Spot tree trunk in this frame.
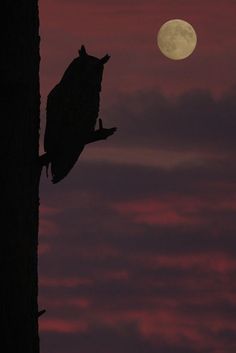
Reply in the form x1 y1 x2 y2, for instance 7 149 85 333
1 1 40 352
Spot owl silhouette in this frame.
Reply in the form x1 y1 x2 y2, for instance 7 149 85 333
41 45 116 183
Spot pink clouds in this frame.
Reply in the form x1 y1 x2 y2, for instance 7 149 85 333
39 243 51 255
39 291 236 351
39 247 236 350
39 205 61 236
40 318 88 333
112 194 236 226
113 198 196 225
39 218 59 237
139 252 236 274
40 276 93 288
40 295 91 310
39 1 236 352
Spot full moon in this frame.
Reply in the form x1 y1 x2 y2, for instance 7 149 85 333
157 19 197 60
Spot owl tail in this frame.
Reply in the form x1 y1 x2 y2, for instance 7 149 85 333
50 146 85 184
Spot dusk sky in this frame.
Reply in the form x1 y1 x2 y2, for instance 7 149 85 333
39 1 236 352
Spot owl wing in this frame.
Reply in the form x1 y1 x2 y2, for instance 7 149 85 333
44 84 65 156
44 84 97 183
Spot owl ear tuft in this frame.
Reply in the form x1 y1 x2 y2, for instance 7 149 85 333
78 45 87 57
100 54 110 64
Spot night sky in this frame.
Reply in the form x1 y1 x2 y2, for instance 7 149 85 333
39 1 236 352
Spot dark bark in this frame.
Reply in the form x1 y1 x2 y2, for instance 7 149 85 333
1 1 40 352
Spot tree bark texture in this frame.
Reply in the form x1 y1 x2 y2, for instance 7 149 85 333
1 1 40 352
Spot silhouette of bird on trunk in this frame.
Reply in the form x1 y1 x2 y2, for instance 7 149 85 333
40 45 117 183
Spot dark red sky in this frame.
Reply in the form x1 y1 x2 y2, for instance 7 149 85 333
39 1 236 352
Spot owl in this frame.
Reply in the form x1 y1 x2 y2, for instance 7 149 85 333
42 45 116 183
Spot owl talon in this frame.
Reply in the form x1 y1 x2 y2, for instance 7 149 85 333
39 153 50 178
